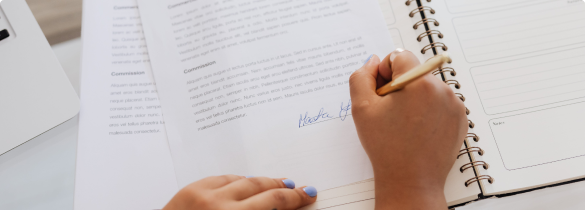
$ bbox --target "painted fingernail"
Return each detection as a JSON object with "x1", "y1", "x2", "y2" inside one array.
[
  {"x1": 303, "y1": 186, "x2": 317, "y2": 197},
  {"x1": 390, "y1": 48, "x2": 406, "y2": 62},
  {"x1": 245, "y1": 176, "x2": 255, "y2": 178},
  {"x1": 363, "y1": 54, "x2": 374, "y2": 66},
  {"x1": 282, "y1": 179, "x2": 295, "y2": 189}
]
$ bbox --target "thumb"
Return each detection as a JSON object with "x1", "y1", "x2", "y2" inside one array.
[
  {"x1": 349, "y1": 54, "x2": 381, "y2": 107},
  {"x1": 378, "y1": 49, "x2": 421, "y2": 82}
]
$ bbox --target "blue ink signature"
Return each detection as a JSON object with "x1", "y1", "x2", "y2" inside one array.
[
  {"x1": 339, "y1": 100, "x2": 352, "y2": 121},
  {"x1": 298, "y1": 100, "x2": 352, "y2": 128},
  {"x1": 298, "y1": 108, "x2": 334, "y2": 128}
]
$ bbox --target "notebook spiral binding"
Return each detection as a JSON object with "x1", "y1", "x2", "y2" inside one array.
[{"x1": 407, "y1": 0, "x2": 494, "y2": 187}]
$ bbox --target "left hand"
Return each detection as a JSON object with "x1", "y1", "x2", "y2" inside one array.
[{"x1": 163, "y1": 175, "x2": 317, "y2": 210}]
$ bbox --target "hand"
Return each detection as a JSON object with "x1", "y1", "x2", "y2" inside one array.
[
  {"x1": 163, "y1": 175, "x2": 317, "y2": 210},
  {"x1": 349, "y1": 49, "x2": 468, "y2": 209}
]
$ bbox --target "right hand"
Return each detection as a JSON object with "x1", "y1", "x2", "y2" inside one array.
[{"x1": 349, "y1": 49, "x2": 468, "y2": 209}]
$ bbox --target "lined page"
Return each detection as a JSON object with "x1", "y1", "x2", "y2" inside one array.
[
  {"x1": 74, "y1": 0, "x2": 178, "y2": 209},
  {"x1": 444, "y1": 0, "x2": 554, "y2": 13},
  {"x1": 452, "y1": 2, "x2": 585, "y2": 62},
  {"x1": 429, "y1": 0, "x2": 585, "y2": 195},
  {"x1": 471, "y1": 47, "x2": 585, "y2": 114}
]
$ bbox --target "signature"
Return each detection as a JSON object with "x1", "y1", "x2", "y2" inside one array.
[
  {"x1": 339, "y1": 100, "x2": 352, "y2": 121},
  {"x1": 298, "y1": 100, "x2": 352, "y2": 128}
]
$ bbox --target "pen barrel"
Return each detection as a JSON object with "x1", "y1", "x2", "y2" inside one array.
[{"x1": 376, "y1": 53, "x2": 450, "y2": 96}]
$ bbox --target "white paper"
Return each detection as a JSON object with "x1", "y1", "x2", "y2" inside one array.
[
  {"x1": 427, "y1": 0, "x2": 585, "y2": 195},
  {"x1": 74, "y1": 0, "x2": 178, "y2": 209},
  {"x1": 137, "y1": 0, "x2": 397, "y2": 190}
]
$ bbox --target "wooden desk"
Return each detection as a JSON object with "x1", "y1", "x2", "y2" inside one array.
[{"x1": 25, "y1": 0, "x2": 81, "y2": 45}]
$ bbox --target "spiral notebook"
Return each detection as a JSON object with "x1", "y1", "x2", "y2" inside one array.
[{"x1": 302, "y1": 0, "x2": 585, "y2": 209}]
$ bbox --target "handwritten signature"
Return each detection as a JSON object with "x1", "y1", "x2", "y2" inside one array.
[{"x1": 298, "y1": 100, "x2": 352, "y2": 128}]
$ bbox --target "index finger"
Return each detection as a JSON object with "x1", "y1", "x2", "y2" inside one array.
[
  {"x1": 190, "y1": 175, "x2": 245, "y2": 189},
  {"x1": 349, "y1": 54, "x2": 381, "y2": 110},
  {"x1": 378, "y1": 48, "x2": 421, "y2": 83},
  {"x1": 216, "y1": 177, "x2": 291, "y2": 200},
  {"x1": 239, "y1": 186, "x2": 317, "y2": 210}
]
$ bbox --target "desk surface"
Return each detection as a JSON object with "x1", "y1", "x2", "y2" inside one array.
[
  {"x1": 0, "y1": 38, "x2": 80, "y2": 210},
  {"x1": 1, "y1": 38, "x2": 585, "y2": 210}
]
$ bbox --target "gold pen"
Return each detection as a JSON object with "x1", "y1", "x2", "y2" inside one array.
[{"x1": 376, "y1": 52, "x2": 452, "y2": 96}]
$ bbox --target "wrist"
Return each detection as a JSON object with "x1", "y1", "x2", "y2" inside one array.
[
  {"x1": 374, "y1": 184, "x2": 447, "y2": 210},
  {"x1": 373, "y1": 171, "x2": 448, "y2": 210}
]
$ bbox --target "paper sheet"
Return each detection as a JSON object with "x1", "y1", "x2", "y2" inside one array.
[
  {"x1": 74, "y1": 0, "x2": 178, "y2": 209},
  {"x1": 137, "y1": 0, "x2": 396, "y2": 190}
]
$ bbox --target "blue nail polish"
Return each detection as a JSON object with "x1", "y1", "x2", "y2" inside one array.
[
  {"x1": 303, "y1": 186, "x2": 317, "y2": 197},
  {"x1": 245, "y1": 176, "x2": 254, "y2": 178},
  {"x1": 363, "y1": 54, "x2": 373, "y2": 65},
  {"x1": 282, "y1": 179, "x2": 295, "y2": 189}
]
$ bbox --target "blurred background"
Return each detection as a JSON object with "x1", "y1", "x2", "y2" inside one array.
[
  {"x1": 26, "y1": 0, "x2": 82, "y2": 45},
  {"x1": 0, "y1": 2, "x2": 83, "y2": 210}
]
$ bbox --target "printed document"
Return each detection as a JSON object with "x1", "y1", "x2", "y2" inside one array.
[
  {"x1": 74, "y1": 0, "x2": 178, "y2": 209},
  {"x1": 137, "y1": 0, "x2": 395, "y2": 189}
]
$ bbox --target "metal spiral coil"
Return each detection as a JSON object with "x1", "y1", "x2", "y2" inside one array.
[
  {"x1": 467, "y1": 133, "x2": 479, "y2": 142},
  {"x1": 413, "y1": 18, "x2": 439, "y2": 29},
  {"x1": 409, "y1": 6, "x2": 436, "y2": 17},
  {"x1": 405, "y1": 0, "x2": 431, "y2": 6},
  {"x1": 460, "y1": 161, "x2": 489, "y2": 173},
  {"x1": 458, "y1": 147, "x2": 484, "y2": 159},
  {"x1": 455, "y1": 93, "x2": 465, "y2": 102},
  {"x1": 432, "y1": 67, "x2": 456, "y2": 76},
  {"x1": 422, "y1": 42, "x2": 448, "y2": 54},
  {"x1": 408, "y1": 0, "x2": 493, "y2": 188},
  {"x1": 444, "y1": 80, "x2": 460, "y2": 89},
  {"x1": 418, "y1": 30, "x2": 443, "y2": 42},
  {"x1": 465, "y1": 175, "x2": 494, "y2": 187}
]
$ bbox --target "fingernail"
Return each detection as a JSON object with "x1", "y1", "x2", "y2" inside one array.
[
  {"x1": 390, "y1": 48, "x2": 406, "y2": 62},
  {"x1": 303, "y1": 186, "x2": 317, "y2": 197},
  {"x1": 363, "y1": 54, "x2": 374, "y2": 66},
  {"x1": 245, "y1": 176, "x2": 255, "y2": 178},
  {"x1": 282, "y1": 179, "x2": 295, "y2": 189}
]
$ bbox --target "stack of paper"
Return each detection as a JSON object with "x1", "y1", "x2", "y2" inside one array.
[{"x1": 75, "y1": 0, "x2": 396, "y2": 209}]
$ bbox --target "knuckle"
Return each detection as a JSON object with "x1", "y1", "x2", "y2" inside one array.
[
  {"x1": 271, "y1": 191, "x2": 288, "y2": 204},
  {"x1": 348, "y1": 71, "x2": 363, "y2": 86},
  {"x1": 246, "y1": 177, "x2": 264, "y2": 186},
  {"x1": 351, "y1": 100, "x2": 370, "y2": 114},
  {"x1": 179, "y1": 187, "x2": 205, "y2": 202},
  {"x1": 215, "y1": 175, "x2": 232, "y2": 185},
  {"x1": 244, "y1": 177, "x2": 266, "y2": 192},
  {"x1": 195, "y1": 194, "x2": 219, "y2": 209},
  {"x1": 418, "y1": 77, "x2": 437, "y2": 93},
  {"x1": 272, "y1": 178, "x2": 286, "y2": 188}
]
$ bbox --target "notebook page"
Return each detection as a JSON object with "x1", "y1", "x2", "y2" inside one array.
[
  {"x1": 428, "y1": 0, "x2": 585, "y2": 195},
  {"x1": 75, "y1": 0, "x2": 178, "y2": 209},
  {"x1": 137, "y1": 0, "x2": 397, "y2": 190}
]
